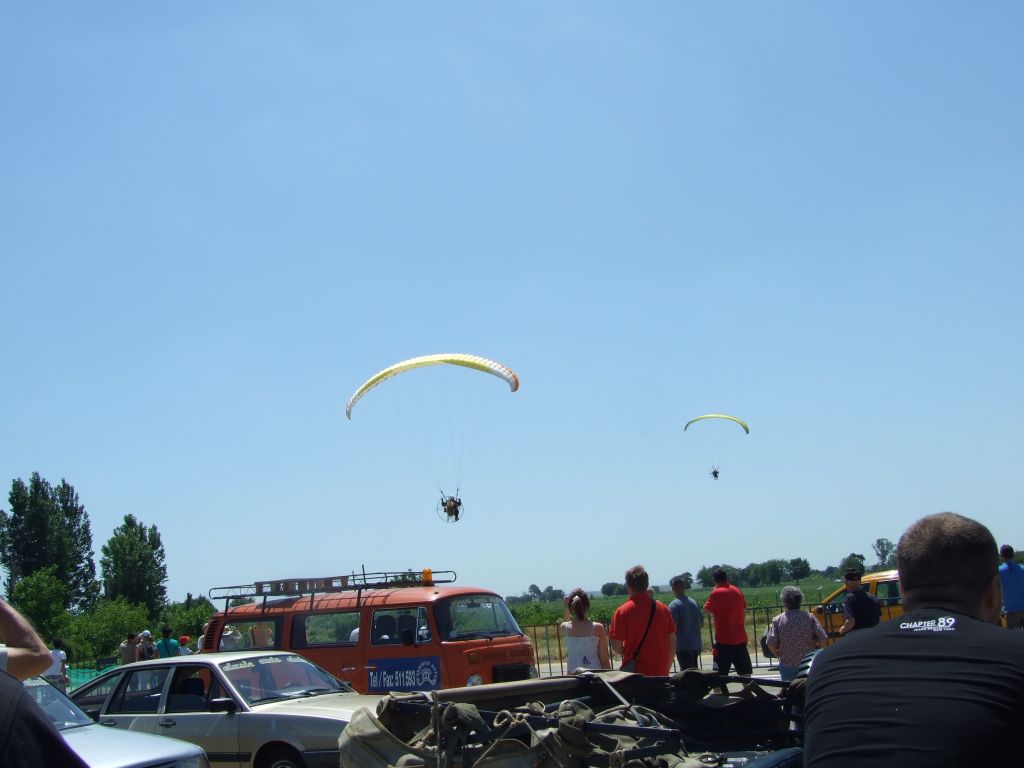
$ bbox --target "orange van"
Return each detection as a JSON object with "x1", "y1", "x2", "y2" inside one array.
[
  {"x1": 202, "y1": 569, "x2": 538, "y2": 694},
  {"x1": 812, "y1": 569, "x2": 903, "y2": 643}
]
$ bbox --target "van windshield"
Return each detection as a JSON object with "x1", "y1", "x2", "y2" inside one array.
[{"x1": 435, "y1": 594, "x2": 523, "y2": 641}]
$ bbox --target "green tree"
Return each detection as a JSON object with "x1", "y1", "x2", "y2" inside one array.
[
  {"x1": 763, "y1": 559, "x2": 787, "y2": 586},
  {"x1": 9, "y1": 565, "x2": 69, "y2": 642},
  {"x1": 159, "y1": 594, "x2": 217, "y2": 640},
  {"x1": 739, "y1": 563, "x2": 761, "y2": 586},
  {"x1": 100, "y1": 514, "x2": 168, "y2": 618},
  {"x1": 696, "y1": 566, "x2": 715, "y2": 588},
  {"x1": 0, "y1": 473, "x2": 100, "y2": 610},
  {"x1": 52, "y1": 479, "x2": 101, "y2": 610},
  {"x1": 839, "y1": 553, "x2": 866, "y2": 574},
  {"x1": 66, "y1": 597, "x2": 150, "y2": 659},
  {"x1": 541, "y1": 586, "x2": 564, "y2": 602},
  {"x1": 601, "y1": 582, "x2": 626, "y2": 596},
  {"x1": 719, "y1": 564, "x2": 742, "y2": 586},
  {"x1": 698, "y1": 564, "x2": 741, "y2": 587},
  {"x1": 0, "y1": 474, "x2": 56, "y2": 592},
  {"x1": 871, "y1": 538, "x2": 896, "y2": 570},
  {"x1": 787, "y1": 557, "x2": 811, "y2": 581},
  {"x1": 527, "y1": 584, "x2": 543, "y2": 601}
]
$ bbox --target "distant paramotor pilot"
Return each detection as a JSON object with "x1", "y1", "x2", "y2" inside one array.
[{"x1": 441, "y1": 495, "x2": 462, "y2": 521}]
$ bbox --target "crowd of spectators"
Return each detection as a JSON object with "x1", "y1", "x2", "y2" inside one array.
[{"x1": 2, "y1": 511, "x2": 1020, "y2": 766}]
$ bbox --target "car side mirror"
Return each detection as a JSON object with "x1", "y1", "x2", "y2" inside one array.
[
  {"x1": 210, "y1": 697, "x2": 237, "y2": 714},
  {"x1": 84, "y1": 707, "x2": 101, "y2": 722},
  {"x1": 401, "y1": 629, "x2": 415, "y2": 646}
]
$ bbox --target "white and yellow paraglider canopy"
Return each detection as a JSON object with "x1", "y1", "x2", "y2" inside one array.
[
  {"x1": 683, "y1": 414, "x2": 750, "y2": 434},
  {"x1": 345, "y1": 353, "x2": 519, "y2": 419},
  {"x1": 344, "y1": 353, "x2": 520, "y2": 517},
  {"x1": 683, "y1": 413, "x2": 749, "y2": 478}
]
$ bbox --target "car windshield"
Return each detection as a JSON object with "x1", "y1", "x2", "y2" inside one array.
[
  {"x1": 22, "y1": 677, "x2": 94, "y2": 730},
  {"x1": 219, "y1": 654, "x2": 352, "y2": 705},
  {"x1": 435, "y1": 594, "x2": 524, "y2": 641}
]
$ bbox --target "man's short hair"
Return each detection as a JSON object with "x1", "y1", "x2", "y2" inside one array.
[
  {"x1": 669, "y1": 574, "x2": 690, "y2": 589},
  {"x1": 1001, "y1": 544, "x2": 1015, "y2": 560},
  {"x1": 711, "y1": 568, "x2": 728, "y2": 584},
  {"x1": 843, "y1": 569, "x2": 863, "y2": 582},
  {"x1": 897, "y1": 512, "x2": 998, "y2": 604},
  {"x1": 625, "y1": 565, "x2": 649, "y2": 593}
]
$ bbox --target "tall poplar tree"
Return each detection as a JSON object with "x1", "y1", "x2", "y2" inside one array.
[
  {"x1": 0, "y1": 473, "x2": 100, "y2": 610},
  {"x1": 52, "y1": 479, "x2": 101, "y2": 609},
  {"x1": 100, "y1": 514, "x2": 168, "y2": 618}
]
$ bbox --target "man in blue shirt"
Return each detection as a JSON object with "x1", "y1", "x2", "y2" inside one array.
[
  {"x1": 999, "y1": 545, "x2": 1024, "y2": 629},
  {"x1": 668, "y1": 575, "x2": 704, "y2": 670}
]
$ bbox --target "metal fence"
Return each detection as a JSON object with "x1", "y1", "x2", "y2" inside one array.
[
  {"x1": 68, "y1": 657, "x2": 119, "y2": 689},
  {"x1": 524, "y1": 603, "x2": 785, "y2": 677}
]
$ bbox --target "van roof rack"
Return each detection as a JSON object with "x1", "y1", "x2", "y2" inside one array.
[{"x1": 208, "y1": 568, "x2": 456, "y2": 610}]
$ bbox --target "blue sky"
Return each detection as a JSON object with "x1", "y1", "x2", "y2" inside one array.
[{"x1": 2, "y1": 3, "x2": 1021, "y2": 604}]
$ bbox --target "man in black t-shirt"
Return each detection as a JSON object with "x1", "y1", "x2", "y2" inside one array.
[
  {"x1": 838, "y1": 570, "x2": 881, "y2": 636},
  {"x1": 0, "y1": 671, "x2": 88, "y2": 767},
  {"x1": 805, "y1": 512, "x2": 1024, "y2": 768}
]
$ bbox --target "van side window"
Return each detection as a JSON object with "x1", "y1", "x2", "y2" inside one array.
[
  {"x1": 370, "y1": 608, "x2": 431, "y2": 645},
  {"x1": 876, "y1": 580, "x2": 902, "y2": 605},
  {"x1": 292, "y1": 612, "x2": 361, "y2": 647},
  {"x1": 220, "y1": 620, "x2": 279, "y2": 651}
]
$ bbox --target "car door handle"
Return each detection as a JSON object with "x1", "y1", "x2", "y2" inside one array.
[
  {"x1": 100, "y1": 720, "x2": 117, "y2": 727},
  {"x1": 158, "y1": 718, "x2": 177, "y2": 728}
]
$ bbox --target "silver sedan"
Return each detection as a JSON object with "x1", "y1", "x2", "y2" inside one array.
[
  {"x1": 71, "y1": 650, "x2": 382, "y2": 768},
  {"x1": 24, "y1": 675, "x2": 209, "y2": 768}
]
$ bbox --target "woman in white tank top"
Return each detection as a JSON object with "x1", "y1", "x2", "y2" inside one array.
[{"x1": 561, "y1": 588, "x2": 611, "y2": 672}]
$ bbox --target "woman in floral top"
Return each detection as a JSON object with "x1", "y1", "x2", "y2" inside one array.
[{"x1": 765, "y1": 586, "x2": 828, "y2": 681}]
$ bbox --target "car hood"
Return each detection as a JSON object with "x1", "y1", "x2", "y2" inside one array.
[
  {"x1": 254, "y1": 692, "x2": 382, "y2": 719},
  {"x1": 61, "y1": 723, "x2": 203, "y2": 768}
]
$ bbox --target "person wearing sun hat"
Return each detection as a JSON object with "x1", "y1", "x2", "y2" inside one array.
[{"x1": 138, "y1": 629, "x2": 156, "y2": 660}]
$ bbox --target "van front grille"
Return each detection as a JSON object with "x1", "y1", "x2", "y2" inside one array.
[{"x1": 492, "y1": 663, "x2": 531, "y2": 682}]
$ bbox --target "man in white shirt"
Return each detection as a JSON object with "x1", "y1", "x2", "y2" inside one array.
[{"x1": 42, "y1": 638, "x2": 68, "y2": 692}]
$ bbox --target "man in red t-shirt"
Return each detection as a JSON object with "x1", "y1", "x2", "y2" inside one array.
[
  {"x1": 703, "y1": 568, "x2": 751, "y2": 676},
  {"x1": 609, "y1": 565, "x2": 675, "y2": 675}
]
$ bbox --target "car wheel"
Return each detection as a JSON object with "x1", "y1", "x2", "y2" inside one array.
[{"x1": 257, "y1": 746, "x2": 305, "y2": 768}]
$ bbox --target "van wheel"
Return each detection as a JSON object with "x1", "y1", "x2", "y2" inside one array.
[{"x1": 258, "y1": 747, "x2": 305, "y2": 768}]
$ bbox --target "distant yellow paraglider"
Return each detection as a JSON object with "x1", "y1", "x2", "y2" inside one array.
[{"x1": 684, "y1": 414, "x2": 749, "y2": 479}]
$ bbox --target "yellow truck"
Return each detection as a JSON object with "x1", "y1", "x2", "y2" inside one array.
[{"x1": 812, "y1": 569, "x2": 903, "y2": 642}]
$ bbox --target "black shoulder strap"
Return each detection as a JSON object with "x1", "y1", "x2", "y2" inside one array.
[{"x1": 631, "y1": 601, "x2": 658, "y2": 660}]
